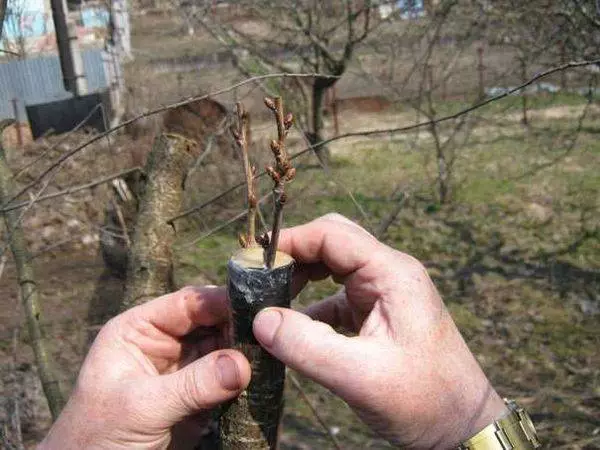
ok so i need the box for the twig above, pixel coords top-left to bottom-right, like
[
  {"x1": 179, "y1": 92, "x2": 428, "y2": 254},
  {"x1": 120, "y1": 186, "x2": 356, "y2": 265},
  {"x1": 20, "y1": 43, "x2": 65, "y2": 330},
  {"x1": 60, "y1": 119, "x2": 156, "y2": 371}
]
[
  {"x1": 289, "y1": 374, "x2": 343, "y2": 450},
  {"x1": 0, "y1": 48, "x2": 21, "y2": 56},
  {"x1": 3, "y1": 73, "x2": 338, "y2": 207},
  {"x1": 181, "y1": 192, "x2": 271, "y2": 248},
  {"x1": 264, "y1": 96, "x2": 295, "y2": 268},
  {"x1": 187, "y1": 115, "x2": 230, "y2": 177},
  {"x1": 232, "y1": 102, "x2": 257, "y2": 248},
  {"x1": 111, "y1": 196, "x2": 131, "y2": 248},
  {"x1": 294, "y1": 121, "x2": 374, "y2": 232},
  {"x1": 1, "y1": 167, "x2": 142, "y2": 212},
  {"x1": 13, "y1": 103, "x2": 103, "y2": 181},
  {"x1": 167, "y1": 58, "x2": 600, "y2": 224},
  {"x1": 374, "y1": 192, "x2": 408, "y2": 239}
]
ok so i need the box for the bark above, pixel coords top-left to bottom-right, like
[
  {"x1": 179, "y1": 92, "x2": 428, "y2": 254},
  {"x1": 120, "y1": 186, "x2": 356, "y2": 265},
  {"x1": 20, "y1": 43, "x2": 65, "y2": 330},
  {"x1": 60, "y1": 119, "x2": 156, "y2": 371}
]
[
  {"x1": 220, "y1": 247, "x2": 294, "y2": 450},
  {"x1": 309, "y1": 77, "x2": 336, "y2": 166},
  {"x1": 0, "y1": 120, "x2": 65, "y2": 420},
  {"x1": 121, "y1": 133, "x2": 198, "y2": 310}
]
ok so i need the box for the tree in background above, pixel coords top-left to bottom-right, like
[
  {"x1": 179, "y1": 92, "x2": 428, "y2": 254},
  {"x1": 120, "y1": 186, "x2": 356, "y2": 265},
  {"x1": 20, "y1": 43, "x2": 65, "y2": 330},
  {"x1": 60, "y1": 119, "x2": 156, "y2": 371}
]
[{"x1": 191, "y1": 0, "x2": 381, "y2": 164}]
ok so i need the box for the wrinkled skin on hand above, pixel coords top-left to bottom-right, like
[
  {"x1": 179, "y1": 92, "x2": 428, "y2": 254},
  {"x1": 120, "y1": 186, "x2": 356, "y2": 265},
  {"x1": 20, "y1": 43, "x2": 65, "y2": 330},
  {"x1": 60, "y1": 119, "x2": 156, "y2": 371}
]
[
  {"x1": 39, "y1": 214, "x2": 506, "y2": 450},
  {"x1": 253, "y1": 214, "x2": 507, "y2": 449},
  {"x1": 39, "y1": 287, "x2": 250, "y2": 450}
]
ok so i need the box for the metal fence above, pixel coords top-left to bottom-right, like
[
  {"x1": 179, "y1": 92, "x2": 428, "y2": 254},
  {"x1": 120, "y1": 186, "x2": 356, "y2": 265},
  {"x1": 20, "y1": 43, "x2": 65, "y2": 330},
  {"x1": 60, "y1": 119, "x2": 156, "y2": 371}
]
[{"x1": 0, "y1": 49, "x2": 111, "y2": 120}]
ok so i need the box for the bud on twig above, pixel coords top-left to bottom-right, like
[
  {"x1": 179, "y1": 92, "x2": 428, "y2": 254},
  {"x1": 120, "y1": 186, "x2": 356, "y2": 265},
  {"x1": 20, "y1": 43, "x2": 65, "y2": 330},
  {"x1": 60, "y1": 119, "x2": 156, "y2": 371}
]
[
  {"x1": 264, "y1": 97, "x2": 276, "y2": 110},
  {"x1": 284, "y1": 112, "x2": 294, "y2": 130},
  {"x1": 270, "y1": 139, "x2": 280, "y2": 152}
]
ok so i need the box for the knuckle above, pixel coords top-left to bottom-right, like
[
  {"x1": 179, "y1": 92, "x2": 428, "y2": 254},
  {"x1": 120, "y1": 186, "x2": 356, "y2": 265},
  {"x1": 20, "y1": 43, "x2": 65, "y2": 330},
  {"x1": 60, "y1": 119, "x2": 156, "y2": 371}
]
[
  {"x1": 176, "y1": 366, "x2": 210, "y2": 411},
  {"x1": 320, "y1": 212, "x2": 351, "y2": 223}
]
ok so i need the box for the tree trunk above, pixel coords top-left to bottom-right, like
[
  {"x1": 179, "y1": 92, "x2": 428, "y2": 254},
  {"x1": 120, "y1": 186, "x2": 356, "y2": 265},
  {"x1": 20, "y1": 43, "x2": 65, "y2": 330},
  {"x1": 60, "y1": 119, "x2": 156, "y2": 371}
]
[
  {"x1": 220, "y1": 247, "x2": 294, "y2": 450},
  {"x1": 309, "y1": 79, "x2": 331, "y2": 166},
  {"x1": 121, "y1": 133, "x2": 198, "y2": 310},
  {"x1": 0, "y1": 120, "x2": 65, "y2": 420}
]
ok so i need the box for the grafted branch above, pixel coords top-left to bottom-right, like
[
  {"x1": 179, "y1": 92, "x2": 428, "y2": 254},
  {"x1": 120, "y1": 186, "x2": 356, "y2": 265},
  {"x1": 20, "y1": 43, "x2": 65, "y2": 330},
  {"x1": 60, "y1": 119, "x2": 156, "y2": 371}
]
[
  {"x1": 264, "y1": 97, "x2": 295, "y2": 268},
  {"x1": 232, "y1": 103, "x2": 257, "y2": 248}
]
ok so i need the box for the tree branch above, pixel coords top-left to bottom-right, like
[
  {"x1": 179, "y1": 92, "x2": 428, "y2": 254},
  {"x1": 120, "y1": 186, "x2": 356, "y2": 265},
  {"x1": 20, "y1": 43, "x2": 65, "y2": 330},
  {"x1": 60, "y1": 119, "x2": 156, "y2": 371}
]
[
  {"x1": 2, "y1": 73, "x2": 339, "y2": 208},
  {"x1": 0, "y1": 121, "x2": 65, "y2": 420},
  {"x1": 232, "y1": 103, "x2": 257, "y2": 248},
  {"x1": 1, "y1": 167, "x2": 142, "y2": 212},
  {"x1": 168, "y1": 58, "x2": 600, "y2": 223}
]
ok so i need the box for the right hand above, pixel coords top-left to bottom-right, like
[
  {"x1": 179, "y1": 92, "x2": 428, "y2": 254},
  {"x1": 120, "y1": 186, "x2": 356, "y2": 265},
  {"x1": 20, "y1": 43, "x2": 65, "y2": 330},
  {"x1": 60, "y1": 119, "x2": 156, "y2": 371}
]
[{"x1": 252, "y1": 214, "x2": 507, "y2": 449}]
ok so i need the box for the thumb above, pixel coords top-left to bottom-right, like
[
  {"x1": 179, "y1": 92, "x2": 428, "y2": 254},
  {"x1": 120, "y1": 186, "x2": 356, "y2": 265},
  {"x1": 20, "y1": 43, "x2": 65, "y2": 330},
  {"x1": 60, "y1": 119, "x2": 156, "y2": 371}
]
[
  {"x1": 148, "y1": 350, "x2": 251, "y2": 424},
  {"x1": 253, "y1": 308, "x2": 382, "y2": 405}
]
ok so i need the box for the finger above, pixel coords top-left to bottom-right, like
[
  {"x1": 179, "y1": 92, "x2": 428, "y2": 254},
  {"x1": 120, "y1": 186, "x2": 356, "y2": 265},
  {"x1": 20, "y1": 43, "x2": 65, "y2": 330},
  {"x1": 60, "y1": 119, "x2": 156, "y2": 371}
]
[
  {"x1": 149, "y1": 350, "x2": 251, "y2": 424},
  {"x1": 302, "y1": 290, "x2": 358, "y2": 331},
  {"x1": 277, "y1": 214, "x2": 385, "y2": 278},
  {"x1": 131, "y1": 286, "x2": 229, "y2": 338},
  {"x1": 291, "y1": 262, "x2": 331, "y2": 298},
  {"x1": 253, "y1": 307, "x2": 384, "y2": 405}
]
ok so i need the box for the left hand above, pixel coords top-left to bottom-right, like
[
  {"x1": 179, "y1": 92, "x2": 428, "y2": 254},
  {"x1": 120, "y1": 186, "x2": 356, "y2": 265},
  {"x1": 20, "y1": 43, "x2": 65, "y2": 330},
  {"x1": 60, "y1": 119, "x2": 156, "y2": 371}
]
[{"x1": 39, "y1": 286, "x2": 251, "y2": 450}]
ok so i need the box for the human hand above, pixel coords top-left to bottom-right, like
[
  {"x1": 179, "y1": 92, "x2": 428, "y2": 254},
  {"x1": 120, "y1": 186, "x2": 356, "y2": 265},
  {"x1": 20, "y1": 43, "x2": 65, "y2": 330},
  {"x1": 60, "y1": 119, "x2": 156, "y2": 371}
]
[
  {"x1": 253, "y1": 214, "x2": 507, "y2": 449},
  {"x1": 39, "y1": 286, "x2": 251, "y2": 450}
]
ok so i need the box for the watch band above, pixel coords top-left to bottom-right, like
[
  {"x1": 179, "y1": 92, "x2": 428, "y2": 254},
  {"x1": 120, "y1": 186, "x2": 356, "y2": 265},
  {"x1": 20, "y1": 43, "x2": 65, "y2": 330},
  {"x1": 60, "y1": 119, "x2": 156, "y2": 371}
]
[{"x1": 458, "y1": 399, "x2": 540, "y2": 450}]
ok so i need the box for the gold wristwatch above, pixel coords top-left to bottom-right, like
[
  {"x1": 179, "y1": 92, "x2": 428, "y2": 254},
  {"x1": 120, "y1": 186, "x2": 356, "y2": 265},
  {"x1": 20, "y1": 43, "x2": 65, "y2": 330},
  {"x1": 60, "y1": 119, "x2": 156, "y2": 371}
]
[{"x1": 458, "y1": 399, "x2": 540, "y2": 449}]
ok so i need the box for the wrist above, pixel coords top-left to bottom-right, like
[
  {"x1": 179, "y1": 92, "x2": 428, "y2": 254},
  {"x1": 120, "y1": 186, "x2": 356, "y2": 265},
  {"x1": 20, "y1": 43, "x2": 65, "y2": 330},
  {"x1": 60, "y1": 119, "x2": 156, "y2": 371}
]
[
  {"x1": 457, "y1": 399, "x2": 541, "y2": 449},
  {"x1": 456, "y1": 389, "x2": 509, "y2": 444}
]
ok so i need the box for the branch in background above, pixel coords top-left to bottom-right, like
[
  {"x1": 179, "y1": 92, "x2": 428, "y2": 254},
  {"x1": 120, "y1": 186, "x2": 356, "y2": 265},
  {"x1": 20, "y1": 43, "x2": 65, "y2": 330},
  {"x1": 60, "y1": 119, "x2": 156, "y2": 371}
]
[
  {"x1": 3, "y1": 73, "x2": 338, "y2": 207},
  {"x1": 167, "y1": 58, "x2": 600, "y2": 224},
  {"x1": 13, "y1": 103, "x2": 103, "y2": 181},
  {"x1": 288, "y1": 373, "x2": 343, "y2": 450},
  {"x1": 9, "y1": 58, "x2": 598, "y2": 212},
  {"x1": 374, "y1": 192, "x2": 408, "y2": 239},
  {"x1": 232, "y1": 103, "x2": 257, "y2": 248},
  {"x1": 1, "y1": 167, "x2": 142, "y2": 213},
  {"x1": 0, "y1": 121, "x2": 65, "y2": 420},
  {"x1": 180, "y1": 193, "x2": 271, "y2": 249},
  {"x1": 121, "y1": 133, "x2": 198, "y2": 310},
  {"x1": 293, "y1": 121, "x2": 374, "y2": 232},
  {"x1": 264, "y1": 96, "x2": 295, "y2": 268}
]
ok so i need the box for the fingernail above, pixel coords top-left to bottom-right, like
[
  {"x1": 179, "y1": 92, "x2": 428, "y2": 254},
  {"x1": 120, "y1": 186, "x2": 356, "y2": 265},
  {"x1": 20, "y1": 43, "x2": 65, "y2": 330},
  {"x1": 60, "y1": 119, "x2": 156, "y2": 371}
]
[
  {"x1": 253, "y1": 309, "x2": 282, "y2": 347},
  {"x1": 216, "y1": 355, "x2": 241, "y2": 391}
]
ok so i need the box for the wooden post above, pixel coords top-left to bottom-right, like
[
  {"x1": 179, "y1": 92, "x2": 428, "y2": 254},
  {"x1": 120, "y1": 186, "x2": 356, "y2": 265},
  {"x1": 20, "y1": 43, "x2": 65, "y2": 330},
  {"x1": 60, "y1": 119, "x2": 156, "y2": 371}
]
[
  {"x1": 477, "y1": 46, "x2": 485, "y2": 100},
  {"x1": 11, "y1": 99, "x2": 22, "y2": 148},
  {"x1": 220, "y1": 247, "x2": 294, "y2": 449},
  {"x1": 559, "y1": 40, "x2": 567, "y2": 90},
  {"x1": 331, "y1": 85, "x2": 339, "y2": 136}
]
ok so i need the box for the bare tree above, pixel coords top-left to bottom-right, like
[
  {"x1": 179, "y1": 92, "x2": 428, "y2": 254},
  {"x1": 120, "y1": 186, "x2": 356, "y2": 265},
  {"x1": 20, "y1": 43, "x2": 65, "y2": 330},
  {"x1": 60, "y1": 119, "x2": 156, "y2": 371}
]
[{"x1": 193, "y1": 0, "x2": 380, "y2": 164}]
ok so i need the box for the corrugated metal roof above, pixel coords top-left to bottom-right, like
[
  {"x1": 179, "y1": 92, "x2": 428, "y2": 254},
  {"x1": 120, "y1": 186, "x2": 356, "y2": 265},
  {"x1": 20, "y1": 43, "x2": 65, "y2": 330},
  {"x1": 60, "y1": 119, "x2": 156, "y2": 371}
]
[{"x1": 0, "y1": 49, "x2": 109, "y2": 120}]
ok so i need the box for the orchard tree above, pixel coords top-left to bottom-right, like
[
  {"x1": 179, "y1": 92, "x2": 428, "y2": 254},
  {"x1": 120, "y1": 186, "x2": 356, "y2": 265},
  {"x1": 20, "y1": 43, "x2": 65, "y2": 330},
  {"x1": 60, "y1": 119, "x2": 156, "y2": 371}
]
[{"x1": 190, "y1": 0, "x2": 381, "y2": 164}]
